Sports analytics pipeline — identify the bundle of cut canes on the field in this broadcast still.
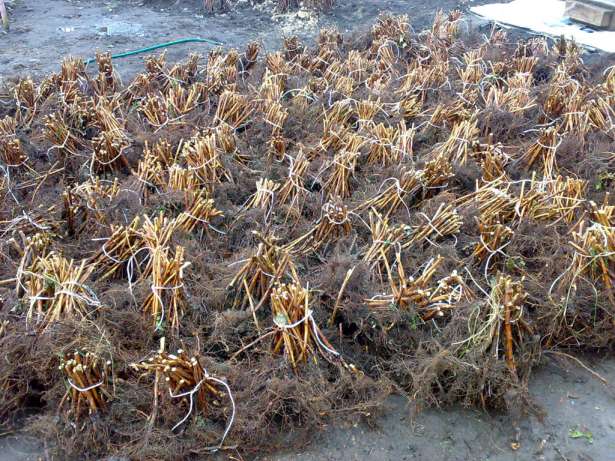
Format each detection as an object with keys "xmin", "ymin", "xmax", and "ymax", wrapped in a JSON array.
[
  {"xmin": 270, "ymin": 282, "xmax": 341, "ymax": 368},
  {"xmin": 60, "ymin": 350, "xmax": 112, "ymax": 418},
  {"xmin": 133, "ymin": 348, "xmax": 233, "ymax": 432}
]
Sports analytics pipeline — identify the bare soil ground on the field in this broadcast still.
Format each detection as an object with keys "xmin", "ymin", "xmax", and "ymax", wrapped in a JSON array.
[{"xmin": 1, "ymin": 0, "xmax": 487, "ymax": 77}]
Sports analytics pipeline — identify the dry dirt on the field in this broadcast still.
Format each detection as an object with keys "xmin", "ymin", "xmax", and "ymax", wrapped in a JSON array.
[{"xmin": 1, "ymin": 0, "xmax": 490, "ymax": 78}]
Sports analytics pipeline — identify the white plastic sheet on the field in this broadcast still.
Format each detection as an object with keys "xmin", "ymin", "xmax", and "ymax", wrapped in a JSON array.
[{"xmin": 471, "ymin": 0, "xmax": 615, "ymax": 53}]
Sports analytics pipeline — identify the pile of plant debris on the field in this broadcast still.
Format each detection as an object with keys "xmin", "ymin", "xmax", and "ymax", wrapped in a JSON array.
[
  {"xmin": 203, "ymin": 0, "xmax": 336, "ymax": 14},
  {"xmin": 0, "ymin": 10, "xmax": 613, "ymax": 459}
]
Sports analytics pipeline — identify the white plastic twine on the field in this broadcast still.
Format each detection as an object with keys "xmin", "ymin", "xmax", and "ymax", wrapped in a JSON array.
[
  {"xmin": 67, "ymin": 379, "xmax": 104, "ymax": 393},
  {"xmin": 321, "ymin": 203, "xmax": 349, "ymax": 226},
  {"xmin": 168, "ymin": 370, "xmax": 236, "ymax": 452},
  {"xmin": 54, "ymin": 281, "xmax": 101, "ymax": 306},
  {"xmin": 134, "ymin": 174, "xmax": 163, "ymax": 196},
  {"xmin": 282, "ymin": 153, "xmax": 309, "ymax": 198},
  {"xmin": 479, "ymin": 235, "xmax": 512, "ymax": 283},
  {"xmin": 261, "ymin": 187, "xmax": 277, "ymax": 223},
  {"xmin": 263, "ymin": 115, "xmax": 285, "ymax": 132},
  {"xmin": 185, "ymin": 152, "xmax": 223, "ymax": 174},
  {"xmin": 182, "ymin": 212, "xmax": 227, "ymax": 235},
  {"xmin": 0, "ymin": 164, "xmax": 19, "ymax": 205},
  {"xmin": 0, "ymin": 211, "xmax": 50, "ymax": 238},
  {"xmin": 463, "ymin": 266, "xmax": 491, "ymax": 299},
  {"xmin": 416, "ymin": 210, "xmax": 459, "ymax": 248},
  {"xmin": 272, "ymin": 284, "xmax": 341, "ymax": 359},
  {"xmin": 46, "ymin": 130, "xmax": 77, "ymax": 159},
  {"xmin": 239, "ymin": 183, "xmax": 276, "ymax": 223},
  {"xmin": 273, "ymin": 308, "xmax": 341, "ymax": 359},
  {"xmin": 150, "ymin": 277, "xmax": 186, "ymax": 331},
  {"xmin": 24, "ymin": 273, "xmax": 101, "ymax": 328},
  {"xmin": 149, "ymin": 256, "xmax": 190, "ymax": 331},
  {"xmin": 548, "ymin": 222, "xmax": 615, "ymax": 300},
  {"xmin": 273, "ymin": 306, "xmax": 312, "ymax": 330},
  {"xmin": 109, "ymin": 244, "xmax": 150, "ymax": 304}
]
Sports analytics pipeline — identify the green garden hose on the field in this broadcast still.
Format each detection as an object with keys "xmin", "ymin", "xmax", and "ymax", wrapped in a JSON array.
[{"xmin": 84, "ymin": 37, "xmax": 224, "ymax": 66}]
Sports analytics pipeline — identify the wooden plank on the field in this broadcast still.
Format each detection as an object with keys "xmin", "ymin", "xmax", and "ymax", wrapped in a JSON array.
[
  {"xmin": 566, "ymin": 0, "xmax": 615, "ymax": 29},
  {"xmin": 569, "ymin": 0, "xmax": 615, "ymax": 9}
]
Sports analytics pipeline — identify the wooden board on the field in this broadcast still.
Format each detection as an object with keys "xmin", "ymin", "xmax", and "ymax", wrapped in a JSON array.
[{"xmin": 566, "ymin": 0, "xmax": 615, "ymax": 29}]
